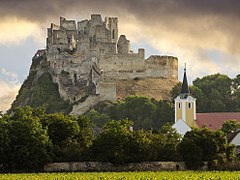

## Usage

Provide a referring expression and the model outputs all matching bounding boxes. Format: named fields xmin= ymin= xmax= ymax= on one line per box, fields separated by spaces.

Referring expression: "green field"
xmin=0 ymin=171 xmax=240 ymax=180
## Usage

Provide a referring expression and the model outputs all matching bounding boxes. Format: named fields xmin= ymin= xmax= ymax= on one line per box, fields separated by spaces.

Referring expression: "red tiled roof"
xmin=196 ymin=112 xmax=240 ymax=131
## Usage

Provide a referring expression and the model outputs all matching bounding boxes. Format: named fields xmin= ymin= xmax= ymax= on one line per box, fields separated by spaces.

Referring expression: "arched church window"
xmin=178 ymin=103 xmax=181 ymax=109
xmin=188 ymin=103 xmax=191 ymax=109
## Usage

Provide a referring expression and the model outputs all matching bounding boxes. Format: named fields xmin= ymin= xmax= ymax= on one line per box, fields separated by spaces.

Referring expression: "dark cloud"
xmin=1 ymin=0 xmax=240 ymax=78
xmin=1 ymin=0 xmax=240 ymax=48
xmin=1 ymin=0 xmax=240 ymax=22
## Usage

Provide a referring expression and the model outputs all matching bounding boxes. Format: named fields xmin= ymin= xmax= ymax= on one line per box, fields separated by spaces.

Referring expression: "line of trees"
xmin=0 ymin=103 xmax=238 ymax=172
xmin=89 ymin=95 xmax=174 ymax=130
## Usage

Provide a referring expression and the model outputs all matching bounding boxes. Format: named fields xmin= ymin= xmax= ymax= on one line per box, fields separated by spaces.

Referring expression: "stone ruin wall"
xmin=35 ymin=14 xmax=178 ymax=106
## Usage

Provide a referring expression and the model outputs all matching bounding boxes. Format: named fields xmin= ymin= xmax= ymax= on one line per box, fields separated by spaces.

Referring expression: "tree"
xmin=171 ymin=73 xmax=235 ymax=112
xmin=151 ymin=100 xmax=174 ymax=130
xmin=158 ymin=123 xmax=181 ymax=161
xmin=221 ymin=120 xmax=240 ymax=134
xmin=43 ymin=113 xmax=81 ymax=161
xmin=178 ymin=128 xmax=229 ymax=169
xmin=0 ymin=115 xmax=10 ymax=168
xmin=5 ymin=106 xmax=52 ymax=170
xmin=76 ymin=115 xmax=94 ymax=150
xmin=179 ymin=137 xmax=203 ymax=169
xmin=192 ymin=73 xmax=232 ymax=112
xmin=44 ymin=113 xmax=80 ymax=146
xmin=89 ymin=119 xmax=133 ymax=164
xmin=128 ymin=130 xmax=157 ymax=162
xmin=86 ymin=110 xmax=111 ymax=128
xmin=107 ymin=95 xmax=174 ymax=130
xmin=232 ymin=75 xmax=240 ymax=111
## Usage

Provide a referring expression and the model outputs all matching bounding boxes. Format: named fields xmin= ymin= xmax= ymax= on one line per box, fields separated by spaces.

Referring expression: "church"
xmin=172 ymin=66 xmax=240 ymax=136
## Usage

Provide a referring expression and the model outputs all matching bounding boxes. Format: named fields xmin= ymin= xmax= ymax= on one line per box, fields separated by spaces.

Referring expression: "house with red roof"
xmin=196 ymin=113 xmax=240 ymax=131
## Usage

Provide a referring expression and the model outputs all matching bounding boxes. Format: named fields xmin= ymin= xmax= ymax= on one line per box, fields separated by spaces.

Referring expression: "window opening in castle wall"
xmin=112 ymin=29 xmax=115 ymax=40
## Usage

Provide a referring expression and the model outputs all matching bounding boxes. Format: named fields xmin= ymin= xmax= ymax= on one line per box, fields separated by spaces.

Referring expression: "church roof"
xmin=196 ymin=112 xmax=240 ymax=130
xmin=181 ymin=65 xmax=190 ymax=94
xmin=172 ymin=119 xmax=192 ymax=136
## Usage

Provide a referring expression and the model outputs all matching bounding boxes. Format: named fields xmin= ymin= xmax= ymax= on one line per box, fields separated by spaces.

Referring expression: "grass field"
xmin=0 ymin=171 xmax=240 ymax=180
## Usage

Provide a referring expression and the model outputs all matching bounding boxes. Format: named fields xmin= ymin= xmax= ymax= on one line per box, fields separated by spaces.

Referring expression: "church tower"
xmin=174 ymin=65 xmax=197 ymax=129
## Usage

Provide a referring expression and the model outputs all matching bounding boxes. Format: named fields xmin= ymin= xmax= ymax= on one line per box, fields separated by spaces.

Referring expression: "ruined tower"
xmin=105 ymin=17 xmax=118 ymax=43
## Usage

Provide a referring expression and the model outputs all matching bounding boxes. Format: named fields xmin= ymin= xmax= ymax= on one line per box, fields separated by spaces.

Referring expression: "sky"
xmin=1 ymin=0 xmax=240 ymax=112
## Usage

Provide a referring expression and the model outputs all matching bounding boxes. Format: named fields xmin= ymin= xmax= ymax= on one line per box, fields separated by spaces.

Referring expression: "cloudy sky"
xmin=1 ymin=0 xmax=240 ymax=112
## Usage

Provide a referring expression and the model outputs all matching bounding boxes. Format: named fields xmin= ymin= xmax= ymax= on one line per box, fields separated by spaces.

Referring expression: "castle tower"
xmin=173 ymin=65 xmax=197 ymax=135
xmin=117 ymin=35 xmax=130 ymax=54
xmin=105 ymin=17 xmax=118 ymax=43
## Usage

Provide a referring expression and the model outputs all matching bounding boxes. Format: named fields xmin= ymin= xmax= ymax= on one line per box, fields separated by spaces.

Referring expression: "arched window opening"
xmin=112 ymin=29 xmax=115 ymax=40
xmin=178 ymin=103 xmax=181 ymax=109
xmin=74 ymin=73 xmax=77 ymax=84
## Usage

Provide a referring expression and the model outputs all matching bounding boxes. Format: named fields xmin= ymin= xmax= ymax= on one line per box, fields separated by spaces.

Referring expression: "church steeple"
xmin=181 ymin=63 xmax=189 ymax=94
xmin=173 ymin=63 xmax=198 ymax=135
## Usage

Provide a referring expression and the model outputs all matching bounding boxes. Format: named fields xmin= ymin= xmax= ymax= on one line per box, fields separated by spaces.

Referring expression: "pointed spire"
xmin=181 ymin=63 xmax=190 ymax=94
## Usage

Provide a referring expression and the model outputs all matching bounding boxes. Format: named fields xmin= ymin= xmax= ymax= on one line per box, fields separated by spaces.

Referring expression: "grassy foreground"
xmin=0 ymin=171 xmax=240 ymax=180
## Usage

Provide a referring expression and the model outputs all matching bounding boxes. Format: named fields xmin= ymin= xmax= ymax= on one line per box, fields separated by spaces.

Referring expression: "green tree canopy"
xmin=0 ymin=115 xmax=10 ymax=165
xmin=221 ymin=120 xmax=240 ymax=134
xmin=89 ymin=119 xmax=133 ymax=164
xmin=5 ymin=106 xmax=52 ymax=170
xmin=86 ymin=110 xmax=111 ymax=128
xmin=43 ymin=113 xmax=93 ymax=161
xmin=178 ymin=127 xmax=230 ymax=169
xmin=107 ymin=96 xmax=156 ymax=129
xmin=104 ymin=95 xmax=174 ymax=130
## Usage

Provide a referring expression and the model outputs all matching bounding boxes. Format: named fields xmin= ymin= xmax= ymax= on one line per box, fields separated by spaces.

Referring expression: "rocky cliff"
xmin=11 ymin=14 xmax=178 ymax=114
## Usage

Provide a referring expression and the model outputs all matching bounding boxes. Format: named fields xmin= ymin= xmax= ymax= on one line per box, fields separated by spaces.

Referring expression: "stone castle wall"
xmin=33 ymin=14 xmax=178 ymax=112
xmin=44 ymin=161 xmax=188 ymax=172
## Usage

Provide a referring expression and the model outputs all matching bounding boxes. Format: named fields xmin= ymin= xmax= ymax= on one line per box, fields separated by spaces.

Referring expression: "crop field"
xmin=0 ymin=171 xmax=240 ymax=180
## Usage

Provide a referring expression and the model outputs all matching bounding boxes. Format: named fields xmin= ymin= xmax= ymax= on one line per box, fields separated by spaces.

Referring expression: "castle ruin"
xmin=32 ymin=14 xmax=178 ymax=114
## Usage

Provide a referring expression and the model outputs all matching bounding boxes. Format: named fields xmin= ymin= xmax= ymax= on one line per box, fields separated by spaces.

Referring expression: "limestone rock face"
xmin=12 ymin=14 xmax=179 ymax=114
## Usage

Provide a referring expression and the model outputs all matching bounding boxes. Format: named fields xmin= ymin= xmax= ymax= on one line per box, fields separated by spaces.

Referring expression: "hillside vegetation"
xmin=11 ymin=71 xmax=72 ymax=114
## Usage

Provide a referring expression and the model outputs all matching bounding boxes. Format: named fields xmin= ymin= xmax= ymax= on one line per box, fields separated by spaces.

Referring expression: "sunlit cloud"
xmin=0 ymin=68 xmax=19 ymax=84
xmin=0 ymin=81 xmax=20 ymax=113
xmin=0 ymin=69 xmax=21 ymax=112
xmin=0 ymin=17 xmax=44 ymax=46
